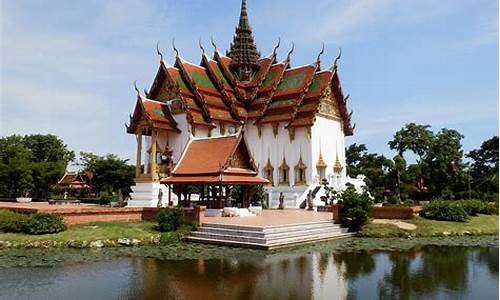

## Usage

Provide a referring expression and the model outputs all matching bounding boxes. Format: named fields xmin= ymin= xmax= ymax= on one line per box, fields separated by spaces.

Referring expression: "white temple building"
xmin=126 ymin=0 xmax=365 ymax=208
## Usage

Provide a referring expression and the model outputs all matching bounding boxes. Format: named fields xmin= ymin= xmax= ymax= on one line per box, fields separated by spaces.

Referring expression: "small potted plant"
xmin=16 ymin=174 xmax=34 ymax=203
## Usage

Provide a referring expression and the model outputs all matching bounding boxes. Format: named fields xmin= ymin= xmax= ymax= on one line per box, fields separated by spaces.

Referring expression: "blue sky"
xmin=1 ymin=0 xmax=498 ymax=163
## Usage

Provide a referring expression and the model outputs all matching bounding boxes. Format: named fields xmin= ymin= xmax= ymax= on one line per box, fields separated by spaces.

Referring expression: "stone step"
xmin=187 ymin=232 xmax=354 ymax=250
xmin=266 ymin=229 xmax=350 ymax=246
xmin=201 ymin=220 xmax=336 ymax=233
xmin=191 ymin=232 xmax=266 ymax=244
xmin=266 ymin=232 xmax=355 ymax=250
xmin=198 ymin=224 xmax=342 ymax=239
xmin=193 ymin=226 xmax=345 ymax=244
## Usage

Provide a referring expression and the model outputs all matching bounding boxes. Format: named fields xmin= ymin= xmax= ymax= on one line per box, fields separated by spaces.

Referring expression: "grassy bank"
xmin=360 ymin=214 xmax=499 ymax=238
xmin=0 ymin=221 xmax=193 ymax=248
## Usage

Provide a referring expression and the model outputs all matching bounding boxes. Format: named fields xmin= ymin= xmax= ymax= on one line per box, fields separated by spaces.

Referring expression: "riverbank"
xmin=1 ymin=214 xmax=498 ymax=249
xmin=359 ymin=214 xmax=499 ymax=238
xmin=0 ymin=221 xmax=193 ymax=249
xmin=0 ymin=235 xmax=497 ymax=268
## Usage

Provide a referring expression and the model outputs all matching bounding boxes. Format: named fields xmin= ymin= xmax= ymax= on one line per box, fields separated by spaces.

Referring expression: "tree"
xmin=23 ymin=134 xmax=74 ymax=199
xmin=390 ymin=155 xmax=407 ymax=202
xmin=345 ymin=143 xmax=393 ymax=202
xmin=345 ymin=143 xmax=369 ymax=177
xmin=466 ymin=136 xmax=499 ymax=196
xmin=78 ymin=152 xmax=135 ymax=196
xmin=423 ymin=128 xmax=465 ymax=198
xmin=340 ymin=186 xmax=373 ymax=231
xmin=0 ymin=135 xmax=33 ymax=197
xmin=388 ymin=123 xmax=433 ymax=162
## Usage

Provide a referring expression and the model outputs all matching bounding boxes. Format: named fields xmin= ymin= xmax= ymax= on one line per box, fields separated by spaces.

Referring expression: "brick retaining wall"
xmin=0 ymin=203 xmax=206 ymax=225
xmin=372 ymin=206 xmax=422 ymax=219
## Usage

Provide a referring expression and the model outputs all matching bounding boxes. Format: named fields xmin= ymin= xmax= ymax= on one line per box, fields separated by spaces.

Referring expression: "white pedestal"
xmin=128 ymin=181 xmax=176 ymax=207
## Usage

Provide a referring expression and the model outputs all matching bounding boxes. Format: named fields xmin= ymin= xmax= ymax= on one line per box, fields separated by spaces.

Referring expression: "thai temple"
xmin=126 ymin=0 xmax=364 ymax=208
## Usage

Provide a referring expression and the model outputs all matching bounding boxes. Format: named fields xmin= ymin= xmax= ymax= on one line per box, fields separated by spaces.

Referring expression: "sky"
xmin=1 ymin=0 xmax=498 ymax=164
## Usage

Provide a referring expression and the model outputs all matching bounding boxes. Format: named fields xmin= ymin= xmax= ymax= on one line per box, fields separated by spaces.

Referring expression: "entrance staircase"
xmin=188 ymin=221 xmax=353 ymax=250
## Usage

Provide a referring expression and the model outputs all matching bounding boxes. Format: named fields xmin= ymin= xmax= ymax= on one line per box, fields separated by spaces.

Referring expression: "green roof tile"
xmin=275 ymin=73 xmax=307 ymax=92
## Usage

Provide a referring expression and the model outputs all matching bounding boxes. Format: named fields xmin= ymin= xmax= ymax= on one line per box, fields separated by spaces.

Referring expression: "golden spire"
xmin=333 ymin=147 xmax=343 ymax=174
xmin=316 ymin=140 xmax=327 ymax=168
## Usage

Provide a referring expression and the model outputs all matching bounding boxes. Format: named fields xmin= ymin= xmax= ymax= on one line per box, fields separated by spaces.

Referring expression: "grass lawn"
xmin=360 ymin=214 xmax=499 ymax=238
xmin=0 ymin=221 xmax=159 ymax=243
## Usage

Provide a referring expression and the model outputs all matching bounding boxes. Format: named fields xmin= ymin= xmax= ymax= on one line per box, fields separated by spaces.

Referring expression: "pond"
xmin=0 ymin=246 xmax=498 ymax=300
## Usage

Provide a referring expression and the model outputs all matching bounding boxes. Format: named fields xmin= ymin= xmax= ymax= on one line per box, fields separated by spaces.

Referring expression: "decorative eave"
xmin=253 ymin=50 xmax=293 ymax=123
xmin=284 ymin=48 xmax=324 ymax=129
xmin=200 ymin=52 xmax=243 ymax=123
xmin=330 ymin=65 xmax=354 ymax=136
xmin=126 ymin=93 xmax=181 ymax=135
xmin=213 ymin=49 xmax=247 ymax=100
xmin=174 ymin=55 xmax=216 ymax=128
xmin=245 ymin=43 xmax=280 ymax=102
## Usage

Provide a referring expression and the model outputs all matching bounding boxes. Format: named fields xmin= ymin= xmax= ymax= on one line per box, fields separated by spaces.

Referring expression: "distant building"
xmin=56 ymin=171 xmax=91 ymax=195
xmin=126 ymin=0 xmax=364 ymax=208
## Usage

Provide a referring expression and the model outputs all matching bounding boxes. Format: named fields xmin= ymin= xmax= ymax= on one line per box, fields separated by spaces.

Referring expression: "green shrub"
xmin=157 ymin=207 xmax=185 ymax=232
xmin=0 ymin=210 xmax=66 ymax=234
xmin=23 ymin=213 xmax=67 ymax=234
xmin=421 ymin=200 xmax=469 ymax=222
xmin=340 ymin=187 xmax=373 ymax=231
xmin=0 ymin=210 xmax=30 ymax=233
xmin=459 ymin=199 xmax=487 ymax=216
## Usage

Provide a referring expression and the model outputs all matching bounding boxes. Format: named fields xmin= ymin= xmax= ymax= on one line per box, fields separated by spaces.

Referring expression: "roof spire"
xmin=227 ymin=0 xmax=261 ymax=81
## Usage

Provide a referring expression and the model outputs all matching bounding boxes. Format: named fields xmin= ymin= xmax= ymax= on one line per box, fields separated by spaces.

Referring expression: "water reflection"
xmin=0 ymin=246 xmax=497 ymax=300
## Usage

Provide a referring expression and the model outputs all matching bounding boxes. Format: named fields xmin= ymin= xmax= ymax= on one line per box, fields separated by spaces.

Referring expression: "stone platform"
xmin=190 ymin=209 xmax=353 ymax=250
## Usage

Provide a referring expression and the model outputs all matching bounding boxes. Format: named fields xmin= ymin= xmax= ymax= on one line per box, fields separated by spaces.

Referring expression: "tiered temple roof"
xmin=139 ymin=0 xmax=354 ymax=136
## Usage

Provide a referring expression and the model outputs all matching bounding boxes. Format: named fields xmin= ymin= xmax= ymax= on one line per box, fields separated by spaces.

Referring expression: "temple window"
xmin=333 ymin=157 xmax=343 ymax=175
xmin=316 ymin=151 xmax=327 ymax=181
xmin=279 ymin=156 xmax=289 ymax=186
xmin=294 ymin=155 xmax=307 ymax=186
xmin=263 ymin=158 xmax=274 ymax=186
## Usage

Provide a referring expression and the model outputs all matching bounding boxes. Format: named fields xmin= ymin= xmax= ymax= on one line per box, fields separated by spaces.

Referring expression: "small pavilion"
xmin=56 ymin=171 xmax=91 ymax=196
xmin=161 ymin=134 xmax=268 ymax=208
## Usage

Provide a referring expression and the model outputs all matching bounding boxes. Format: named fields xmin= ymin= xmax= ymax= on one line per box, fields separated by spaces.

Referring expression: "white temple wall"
xmin=311 ymin=116 xmax=347 ymax=184
xmin=244 ymin=123 xmax=312 ymax=188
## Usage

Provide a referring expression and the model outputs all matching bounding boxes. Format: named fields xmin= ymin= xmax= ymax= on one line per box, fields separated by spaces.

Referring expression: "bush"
xmin=0 ymin=210 xmax=66 ymax=234
xmin=340 ymin=187 xmax=373 ymax=231
xmin=421 ymin=200 xmax=469 ymax=222
xmin=23 ymin=213 xmax=66 ymax=234
xmin=459 ymin=199 xmax=487 ymax=216
xmin=157 ymin=207 xmax=185 ymax=232
xmin=0 ymin=210 xmax=30 ymax=233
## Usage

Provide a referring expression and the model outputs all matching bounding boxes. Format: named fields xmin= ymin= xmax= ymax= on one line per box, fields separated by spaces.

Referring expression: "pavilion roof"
xmin=161 ymin=134 xmax=268 ymax=185
xmin=56 ymin=172 xmax=90 ymax=190
xmin=126 ymin=94 xmax=180 ymax=134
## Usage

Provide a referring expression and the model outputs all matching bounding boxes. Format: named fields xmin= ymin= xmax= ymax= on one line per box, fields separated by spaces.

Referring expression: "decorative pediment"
xmin=318 ymin=86 xmax=341 ymax=120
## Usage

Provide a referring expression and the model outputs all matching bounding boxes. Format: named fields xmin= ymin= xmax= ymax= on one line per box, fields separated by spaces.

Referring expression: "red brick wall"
xmin=372 ymin=206 xmax=422 ymax=219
